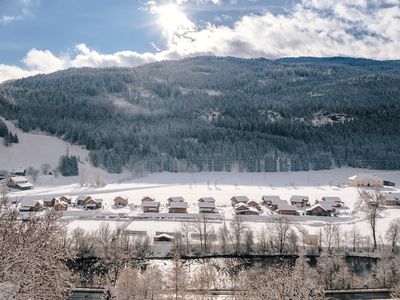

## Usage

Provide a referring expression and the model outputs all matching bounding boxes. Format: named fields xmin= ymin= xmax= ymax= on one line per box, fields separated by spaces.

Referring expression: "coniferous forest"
xmin=0 ymin=56 xmax=400 ymax=173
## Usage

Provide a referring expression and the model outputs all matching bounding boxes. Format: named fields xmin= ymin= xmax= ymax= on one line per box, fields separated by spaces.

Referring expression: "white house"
xmin=347 ymin=173 xmax=384 ymax=187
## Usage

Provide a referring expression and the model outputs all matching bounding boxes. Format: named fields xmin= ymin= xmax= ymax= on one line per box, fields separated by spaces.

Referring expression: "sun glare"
xmin=155 ymin=4 xmax=192 ymax=37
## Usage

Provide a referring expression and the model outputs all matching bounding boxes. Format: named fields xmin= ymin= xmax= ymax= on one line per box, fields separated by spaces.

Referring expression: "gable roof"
xmin=290 ymin=195 xmax=309 ymax=202
xmin=231 ymin=196 xmax=250 ymax=202
xmin=322 ymin=196 xmax=342 ymax=202
xmin=262 ymin=195 xmax=281 ymax=202
xmin=168 ymin=196 xmax=185 ymax=202
xmin=142 ymin=201 xmax=160 ymax=207
xmin=277 ymin=203 xmax=298 ymax=211
xmin=348 ymin=173 xmax=383 ymax=181
xmin=199 ymin=197 xmax=216 ymax=203
xmin=169 ymin=201 xmax=188 ymax=209
xmin=198 ymin=201 xmax=216 ymax=208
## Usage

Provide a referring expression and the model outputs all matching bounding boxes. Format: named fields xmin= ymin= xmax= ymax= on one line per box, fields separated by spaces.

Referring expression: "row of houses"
xmin=19 ymin=195 xmax=104 ymax=212
xmin=140 ymin=196 xmax=218 ymax=214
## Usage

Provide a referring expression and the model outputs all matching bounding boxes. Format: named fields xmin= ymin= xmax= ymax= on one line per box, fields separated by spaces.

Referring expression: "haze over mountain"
xmin=1 ymin=56 xmax=400 ymax=173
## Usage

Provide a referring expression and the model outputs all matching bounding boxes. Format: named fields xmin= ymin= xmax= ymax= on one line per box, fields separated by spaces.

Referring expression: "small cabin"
xmin=231 ymin=196 xmax=250 ymax=207
xmin=277 ymin=204 xmax=299 ymax=216
xmin=167 ymin=196 xmax=185 ymax=205
xmin=153 ymin=234 xmax=174 ymax=243
xmin=321 ymin=196 xmax=343 ymax=207
xmin=380 ymin=193 xmax=400 ymax=206
xmin=198 ymin=197 xmax=217 ymax=213
xmin=169 ymin=200 xmax=188 ymax=213
xmin=235 ymin=203 xmax=259 ymax=216
xmin=53 ymin=202 xmax=68 ymax=212
xmin=290 ymin=195 xmax=309 ymax=208
xmin=306 ymin=203 xmax=335 ymax=216
xmin=85 ymin=198 xmax=103 ymax=210
xmin=142 ymin=201 xmax=160 ymax=213
xmin=19 ymin=199 xmax=43 ymax=212
xmin=114 ymin=196 xmax=128 ymax=206
xmin=7 ymin=176 xmax=33 ymax=190
xmin=246 ymin=200 xmax=261 ymax=210
xmin=262 ymin=195 xmax=281 ymax=206
xmin=76 ymin=195 xmax=92 ymax=206
xmin=141 ymin=196 xmax=155 ymax=203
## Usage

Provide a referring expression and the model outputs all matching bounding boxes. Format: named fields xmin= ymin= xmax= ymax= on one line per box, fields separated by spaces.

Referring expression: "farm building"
xmin=198 ymin=197 xmax=217 ymax=213
xmin=7 ymin=176 xmax=33 ymax=190
xmin=114 ymin=196 xmax=128 ymax=206
xmin=290 ymin=195 xmax=309 ymax=207
xmin=142 ymin=201 xmax=160 ymax=213
xmin=347 ymin=173 xmax=384 ymax=187
xmin=277 ymin=203 xmax=299 ymax=216
xmin=19 ymin=199 xmax=43 ymax=212
xmin=380 ymin=193 xmax=400 ymax=206
xmin=231 ymin=196 xmax=250 ymax=207
xmin=169 ymin=200 xmax=188 ymax=213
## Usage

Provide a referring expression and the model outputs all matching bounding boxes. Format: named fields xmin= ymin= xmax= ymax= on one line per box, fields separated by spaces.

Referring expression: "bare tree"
xmin=0 ymin=184 xmax=9 ymax=206
xmin=357 ymin=189 xmax=383 ymax=251
xmin=272 ymin=218 xmax=291 ymax=253
xmin=386 ymin=219 xmax=400 ymax=253
xmin=349 ymin=225 xmax=361 ymax=253
xmin=323 ymin=224 xmax=339 ymax=253
xmin=218 ymin=221 xmax=230 ymax=253
xmin=230 ymin=215 xmax=246 ymax=254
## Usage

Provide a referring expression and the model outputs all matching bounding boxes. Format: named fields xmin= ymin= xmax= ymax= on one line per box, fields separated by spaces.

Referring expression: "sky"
xmin=0 ymin=0 xmax=399 ymax=82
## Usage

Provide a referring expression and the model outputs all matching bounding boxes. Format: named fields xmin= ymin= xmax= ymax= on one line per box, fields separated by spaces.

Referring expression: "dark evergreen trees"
xmin=58 ymin=155 xmax=79 ymax=176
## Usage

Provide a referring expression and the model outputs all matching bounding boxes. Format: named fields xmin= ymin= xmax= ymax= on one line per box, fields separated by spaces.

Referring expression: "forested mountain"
xmin=0 ymin=56 xmax=400 ymax=173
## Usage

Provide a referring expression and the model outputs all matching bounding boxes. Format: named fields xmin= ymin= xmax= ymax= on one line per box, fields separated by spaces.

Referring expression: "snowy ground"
xmin=2 ymin=120 xmax=400 ymax=244
xmin=6 ymin=167 xmax=400 ymax=245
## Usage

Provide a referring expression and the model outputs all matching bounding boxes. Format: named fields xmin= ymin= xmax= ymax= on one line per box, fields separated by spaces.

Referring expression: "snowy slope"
xmin=0 ymin=117 xmax=90 ymax=171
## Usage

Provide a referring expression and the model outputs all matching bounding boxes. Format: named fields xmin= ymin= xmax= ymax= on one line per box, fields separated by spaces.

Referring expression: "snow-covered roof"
xmin=322 ymin=196 xmax=342 ymax=202
xmin=169 ymin=201 xmax=188 ymax=208
xmin=198 ymin=197 xmax=216 ymax=203
xmin=262 ymin=195 xmax=281 ymax=202
xmin=235 ymin=202 xmax=249 ymax=210
xmin=382 ymin=193 xmax=400 ymax=201
xmin=10 ymin=176 xmax=29 ymax=183
xmin=198 ymin=201 xmax=216 ymax=208
xmin=231 ymin=196 xmax=250 ymax=202
xmin=76 ymin=195 xmax=90 ymax=201
xmin=16 ymin=182 xmax=34 ymax=188
xmin=143 ymin=201 xmax=160 ymax=207
xmin=307 ymin=202 xmax=334 ymax=212
xmin=348 ymin=173 xmax=383 ymax=181
xmin=236 ymin=206 xmax=259 ymax=214
xmin=290 ymin=195 xmax=309 ymax=202
xmin=19 ymin=199 xmax=42 ymax=207
xmin=154 ymin=233 xmax=174 ymax=239
xmin=277 ymin=203 xmax=298 ymax=211
xmin=168 ymin=196 xmax=185 ymax=202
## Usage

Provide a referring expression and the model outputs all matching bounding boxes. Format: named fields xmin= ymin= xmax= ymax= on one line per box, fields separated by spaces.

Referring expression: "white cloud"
xmin=1 ymin=0 xmax=400 ymax=82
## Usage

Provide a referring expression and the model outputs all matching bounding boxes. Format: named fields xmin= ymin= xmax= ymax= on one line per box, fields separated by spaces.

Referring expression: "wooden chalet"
xmin=246 ymin=200 xmax=261 ymax=210
xmin=85 ymin=198 xmax=103 ymax=209
xmin=277 ymin=203 xmax=299 ymax=216
xmin=198 ymin=197 xmax=217 ymax=213
xmin=290 ymin=195 xmax=309 ymax=208
xmin=235 ymin=203 xmax=259 ymax=215
xmin=53 ymin=202 xmax=68 ymax=212
xmin=321 ymin=196 xmax=343 ymax=207
xmin=262 ymin=195 xmax=281 ymax=206
xmin=306 ymin=202 xmax=336 ymax=216
xmin=380 ymin=193 xmax=400 ymax=206
xmin=167 ymin=196 xmax=185 ymax=205
xmin=114 ymin=196 xmax=128 ymax=206
xmin=231 ymin=196 xmax=250 ymax=207
xmin=168 ymin=200 xmax=188 ymax=213
xmin=142 ymin=201 xmax=160 ymax=213
xmin=76 ymin=195 xmax=92 ymax=206
xmin=19 ymin=199 xmax=43 ymax=212
xmin=153 ymin=234 xmax=174 ymax=243
xmin=141 ymin=196 xmax=155 ymax=203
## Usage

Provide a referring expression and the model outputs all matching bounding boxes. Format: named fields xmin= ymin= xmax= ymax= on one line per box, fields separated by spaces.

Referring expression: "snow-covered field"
xmin=7 ymin=167 xmax=400 ymax=243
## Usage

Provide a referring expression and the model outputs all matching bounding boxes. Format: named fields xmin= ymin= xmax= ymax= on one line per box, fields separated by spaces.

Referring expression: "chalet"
xmin=277 ymin=204 xmax=299 ymax=216
xmin=153 ymin=234 xmax=174 ymax=243
xmin=85 ymin=198 xmax=103 ymax=210
xmin=262 ymin=195 xmax=281 ymax=206
xmin=347 ymin=173 xmax=384 ymax=188
xmin=380 ymin=193 xmax=400 ymax=206
xmin=169 ymin=200 xmax=188 ymax=213
xmin=141 ymin=196 xmax=155 ymax=203
xmin=235 ymin=203 xmax=259 ymax=215
xmin=290 ymin=195 xmax=309 ymax=208
xmin=231 ymin=196 xmax=250 ymax=207
xmin=44 ymin=198 xmax=56 ymax=207
xmin=142 ymin=201 xmax=160 ymax=213
xmin=321 ymin=196 xmax=343 ymax=207
xmin=53 ymin=202 xmax=68 ymax=212
xmin=7 ymin=176 xmax=33 ymax=190
xmin=114 ymin=196 xmax=128 ymax=206
xmin=76 ymin=195 xmax=92 ymax=206
xmin=246 ymin=200 xmax=261 ymax=210
xmin=198 ymin=197 xmax=217 ymax=213
xmin=58 ymin=195 xmax=72 ymax=204
xmin=19 ymin=199 xmax=43 ymax=212
xmin=306 ymin=202 xmax=336 ymax=216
